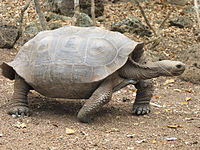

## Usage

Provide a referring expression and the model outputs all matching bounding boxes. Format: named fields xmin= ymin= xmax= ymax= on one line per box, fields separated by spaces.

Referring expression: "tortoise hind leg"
xmin=132 ymin=79 xmax=154 ymax=115
xmin=77 ymin=78 xmax=113 ymax=123
xmin=8 ymin=73 xmax=31 ymax=117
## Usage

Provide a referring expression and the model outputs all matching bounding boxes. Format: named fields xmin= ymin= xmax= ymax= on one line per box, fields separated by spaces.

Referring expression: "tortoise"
xmin=0 ymin=26 xmax=185 ymax=123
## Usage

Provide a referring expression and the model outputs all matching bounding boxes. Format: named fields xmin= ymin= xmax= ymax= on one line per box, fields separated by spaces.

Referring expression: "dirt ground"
xmin=0 ymin=0 xmax=200 ymax=150
xmin=0 ymin=50 xmax=200 ymax=150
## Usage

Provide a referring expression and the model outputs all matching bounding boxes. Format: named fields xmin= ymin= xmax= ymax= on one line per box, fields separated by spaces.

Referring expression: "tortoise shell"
xmin=2 ymin=26 xmax=143 ymax=88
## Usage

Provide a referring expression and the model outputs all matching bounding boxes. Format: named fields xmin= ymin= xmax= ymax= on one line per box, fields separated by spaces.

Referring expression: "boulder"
xmin=46 ymin=0 xmax=104 ymax=17
xmin=46 ymin=13 xmax=71 ymax=22
xmin=169 ymin=16 xmax=194 ymax=28
xmin=111 ymin=16 xmax=152 ymax=37
xmin=77 ymin=13 xmax=94 ymax=27
xmin=179 ymin=44 xmax=200 ymax=84
xmin=0 ymin=23 xmax=19 ymax=49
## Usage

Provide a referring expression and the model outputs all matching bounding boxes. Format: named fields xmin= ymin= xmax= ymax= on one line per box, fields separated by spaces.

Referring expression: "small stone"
xmin=173 ymin=89 xmax=181 ymax=92
xmin=0 ymin=133 xmax=3 ymax=137
xmin=133 ymin=123 xmax=139 ymax=126
xmin=106 ymin=128 xmax=119 ymax=133
xmin=166 ymin=137 xmax=177 ymax=141
xmin=48 ymin=147 xmax=58 ymax=150
xmin=152 ymin=139 xmax=156 ymax=144
xmin=14 ymin=121 xmax=27 ymax=129
xmin=126 ymin=134 xmax=135 ymax=138
xmin=116 ymin=116 xmax=120 ymax=119
xmin=66 ymin=128 xmax=75 ymax=135
xmin=136 ymin=139 xmax=146 ymax=143
xmin=185 ymin=141 xmax=189 ymax=145
xmin=127 ymin=147 xmax=135 ymax=150
xmin=150 ymin=102 xmax=163 ymax=108
xmin=12 ymin=114 xmax=17 ymax=118
xmin=80 ymin=131 xmax=88 ymax=136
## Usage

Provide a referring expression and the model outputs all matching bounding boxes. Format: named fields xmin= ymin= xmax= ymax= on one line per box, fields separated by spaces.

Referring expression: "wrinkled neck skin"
xmin=118 ymin=60 xmax=160 ymax=80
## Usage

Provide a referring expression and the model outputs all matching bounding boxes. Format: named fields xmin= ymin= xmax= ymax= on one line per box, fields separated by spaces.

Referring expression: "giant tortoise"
xmin=1 ymin=26 xmax=185 ymax=123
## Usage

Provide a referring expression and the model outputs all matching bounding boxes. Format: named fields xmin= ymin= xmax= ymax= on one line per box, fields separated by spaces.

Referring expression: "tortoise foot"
xmin=132 ymin=103 xmax=151 ymax=115
xmin=8 ymin=105 xmax=30 ymax=118
xmin=77 ymin=113 xmax=93 ymax=123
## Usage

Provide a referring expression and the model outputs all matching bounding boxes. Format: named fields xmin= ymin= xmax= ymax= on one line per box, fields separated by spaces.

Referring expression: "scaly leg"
xmin=132 ymin=79 xmax=154 ymax=115
xmin=77 ymin=78 xmax=113 ymax=123
xmin=8 ymin=73 xmax=31 ymax=117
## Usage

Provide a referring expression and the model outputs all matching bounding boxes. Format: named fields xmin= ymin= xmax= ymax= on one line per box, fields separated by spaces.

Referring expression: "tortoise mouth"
xmin=171 ymin=70 xmax=185 ymax=76
xmin=171 ymin=67 xmax=185 ymax=76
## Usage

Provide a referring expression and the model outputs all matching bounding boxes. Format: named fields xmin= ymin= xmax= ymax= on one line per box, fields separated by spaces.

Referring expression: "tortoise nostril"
xmin=176 ymin=64 xmax=182 ymax=69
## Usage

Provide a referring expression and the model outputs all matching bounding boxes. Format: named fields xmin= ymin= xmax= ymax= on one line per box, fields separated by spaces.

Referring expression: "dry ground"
xmin=0 ymin=49 xmax=200 ymax=150
xmin=0 ymin=0 xmax=200 ymax=149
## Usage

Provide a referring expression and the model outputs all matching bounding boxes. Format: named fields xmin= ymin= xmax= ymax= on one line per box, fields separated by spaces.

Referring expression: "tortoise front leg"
xmin=77 ymin=78 xmax=113 ymax=123
xmin=8 ymin=73 xmax=31 ymax=117
xmin=132 ymin=79 xmax=154 ymax=115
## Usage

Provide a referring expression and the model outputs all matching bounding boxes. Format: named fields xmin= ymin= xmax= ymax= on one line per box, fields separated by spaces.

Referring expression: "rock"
xmin=46 ymin=0 xmax=104 ymax=17
xmin=0 ymin=23 xmax=19 ymax=48
xmin=184 ymin=6 xmax=198 ymax=14
xmin=167 ymin=0 xmax=189 ymax=6
xmin=97 ymin=16 xmax=106 ymax=22
xmin=169 ymin=16 xmax=194 ymax=28
xmin=24 ymin=22 xmax=39 ymax=35
xmin=77 ymin=13 xmax=94 ymax=27
xmin=46 ymin=0 xmax=73 ymax=16
xmin=155 ymin=19 xmax=162 ymax=24
xmin=111 ymin=16 xmax=152 ymax=37
xmin=23 ymin=21 xmax=62 ymax=43
xmin=194 ymin=29 xmax=200 ymax=36
xmin=22 ymin=23 xmax=40 ymax=44
xmin=80 ymin=0 xmax=104 ymax=17
xmin=48 ymin=22 xmax=62 ymax=30
xmin=179 ymin=44 xmax=200 ymax=84
xmin=184 ymin=5 xmax=200 ymax=15
xmin=166 ymin=137 xmax=177 ymax=141
xmin=46 ymin=13 xmax=71 ymax=22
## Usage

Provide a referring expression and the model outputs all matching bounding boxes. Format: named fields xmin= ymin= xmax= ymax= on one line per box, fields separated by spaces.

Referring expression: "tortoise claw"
xmin=132 ymin=103 xmax=151 ymax=115
xmin=8 ymin=106 xmax=30 ymax=118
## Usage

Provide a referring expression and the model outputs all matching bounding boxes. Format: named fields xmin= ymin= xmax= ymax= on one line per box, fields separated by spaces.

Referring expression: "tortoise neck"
xmin=118 ymin=60 xmax=160 ymax=80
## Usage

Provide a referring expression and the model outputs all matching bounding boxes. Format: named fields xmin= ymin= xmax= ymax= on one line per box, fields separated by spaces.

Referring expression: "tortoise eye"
xmin=176 ymin=64 xmax=182 ymax=69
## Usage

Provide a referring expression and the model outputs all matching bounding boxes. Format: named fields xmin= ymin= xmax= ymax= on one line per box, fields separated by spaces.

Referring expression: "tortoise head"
xmin=118 ymin=59 xmax=185 ymax=81
xmin=154 ymin=60 xmax=185 ymax=76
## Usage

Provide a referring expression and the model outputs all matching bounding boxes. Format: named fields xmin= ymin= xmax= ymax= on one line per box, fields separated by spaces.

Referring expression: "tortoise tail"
xmin=0 ymin=62 xmax=15 ymax=80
